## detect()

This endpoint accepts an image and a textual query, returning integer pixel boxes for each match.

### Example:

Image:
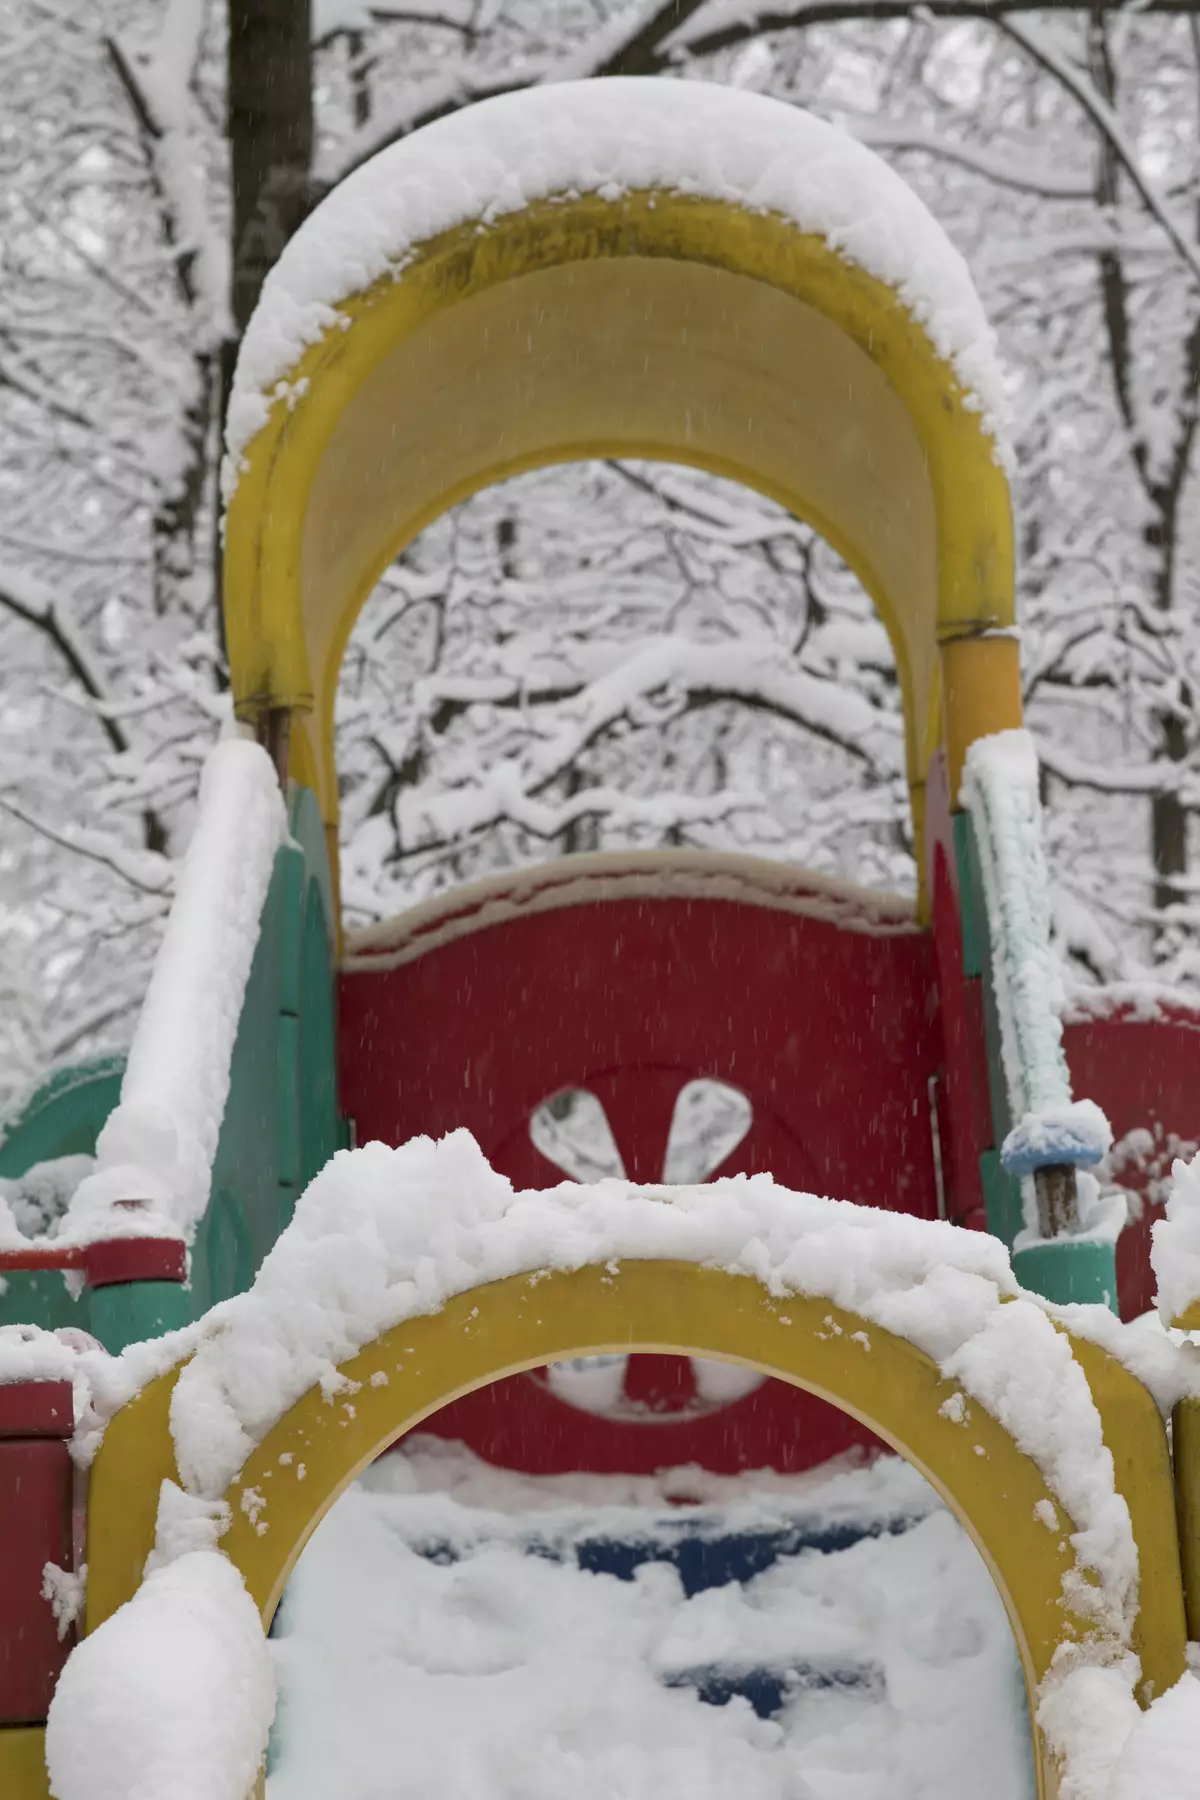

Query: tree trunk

[1153,714,1189,918]
[214,0,314,645]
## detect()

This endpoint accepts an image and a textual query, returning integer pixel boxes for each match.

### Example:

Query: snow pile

[45,1551,274,1800]
[1151,1150,1200,1325]
[0,1155,94,1245]
[225,78,1008,488]
[358,1431,938,1549]
[960,732,1111,1190]
[1105,1673,1200,1800]
[0,1322,86,1388]
[268,1445,1032,1800]
[1039,1664,1200,1800]
[60,741,286,1247]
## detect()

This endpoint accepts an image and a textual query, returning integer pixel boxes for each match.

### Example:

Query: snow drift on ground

[225,78,1009,486]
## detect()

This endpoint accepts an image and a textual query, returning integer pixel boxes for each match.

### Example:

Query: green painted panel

[278,841,306,1019]
[951,813,984,981]
[0,1269,85,1333]
[0,1055,125,1178]
[299,886,339,1190]
[1012,1238,1118,1312]
[2,784,342,1350]
[89,1280,191,1353]
[277,1181,299,1239]
[277,1014,301,1189]
[979,1150,1024,1248]
[189,847,292,1316]
[288,784,336,947]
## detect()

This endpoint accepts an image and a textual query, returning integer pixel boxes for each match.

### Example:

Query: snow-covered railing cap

[960,732,1112,1220]
[57,740,286,1249]
[221,78,1019,919]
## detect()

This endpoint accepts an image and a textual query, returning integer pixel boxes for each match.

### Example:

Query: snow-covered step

[268,1442,1035,1800]
[664,1658,884,1720]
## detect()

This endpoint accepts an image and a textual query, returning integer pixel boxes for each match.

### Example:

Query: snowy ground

[267,1439,1034,1800]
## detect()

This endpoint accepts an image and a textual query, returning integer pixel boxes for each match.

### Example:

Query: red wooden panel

[0,1439,72,1722]
[340,872,943,1474]
[1064,1006,1200,1319]
[340,890,942,1217]
[422,1368,876,1477]
[0,1383,72,1441]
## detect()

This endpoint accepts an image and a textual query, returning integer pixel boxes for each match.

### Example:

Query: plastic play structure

[3,78,1200,1800]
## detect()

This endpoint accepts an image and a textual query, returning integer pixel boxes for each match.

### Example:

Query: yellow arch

[223,191,1022,915]
[85,1261,1185,1800]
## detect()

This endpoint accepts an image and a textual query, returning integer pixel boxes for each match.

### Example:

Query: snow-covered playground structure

[4,77,1200,1800]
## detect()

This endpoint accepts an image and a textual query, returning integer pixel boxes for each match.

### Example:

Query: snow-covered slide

[267,1443,1032,1800]
[0,738,341,1351]
[28,1132,1200,1800]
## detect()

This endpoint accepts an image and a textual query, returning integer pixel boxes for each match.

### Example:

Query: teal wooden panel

[0,1270,84,1333]
[1,783,342,1348]
[277,1014,301,1189]
[89,1279,190,1353]
[0,1056,125,1178]
[189,846,292,1315]
[951,812,985,981]
[299,886,339,1190]
[979,1150,1024,1248]
[1012,1237,1118,1311]
[288,784,336,946]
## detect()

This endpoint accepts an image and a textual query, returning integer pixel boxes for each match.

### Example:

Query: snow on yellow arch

[221,80,1022,916]
[84,1261,1185,1800]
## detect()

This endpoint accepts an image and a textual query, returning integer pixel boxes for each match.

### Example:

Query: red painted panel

[423,1368,877,1477]
[1064,1006,1200,1319]
[340,892,942,1217]
[0,1383,73,1440]
[0,1439,72,1722]
[340,879,943,1474]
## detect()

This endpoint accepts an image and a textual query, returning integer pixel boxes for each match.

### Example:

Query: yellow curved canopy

[223,189,1021,910]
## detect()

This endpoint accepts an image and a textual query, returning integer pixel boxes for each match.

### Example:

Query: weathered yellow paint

[0,1726,51,1800]
[84,1363,182,1636]
[940,634,1024,799]
[1068,1335,1188,1705]
[1172,1395,1200,1640]
[223,191,1017,917]
[83,1260,1185,1800]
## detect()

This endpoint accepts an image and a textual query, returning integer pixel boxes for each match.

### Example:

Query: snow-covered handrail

[60,739,286,1247]
[960,731,1110,1230]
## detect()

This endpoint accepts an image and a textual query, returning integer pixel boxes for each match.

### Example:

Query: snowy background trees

[2,0,1199,1104]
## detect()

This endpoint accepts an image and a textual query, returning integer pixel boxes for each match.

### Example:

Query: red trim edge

[0,1239,186,1287]
[83,1238,187,1288]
